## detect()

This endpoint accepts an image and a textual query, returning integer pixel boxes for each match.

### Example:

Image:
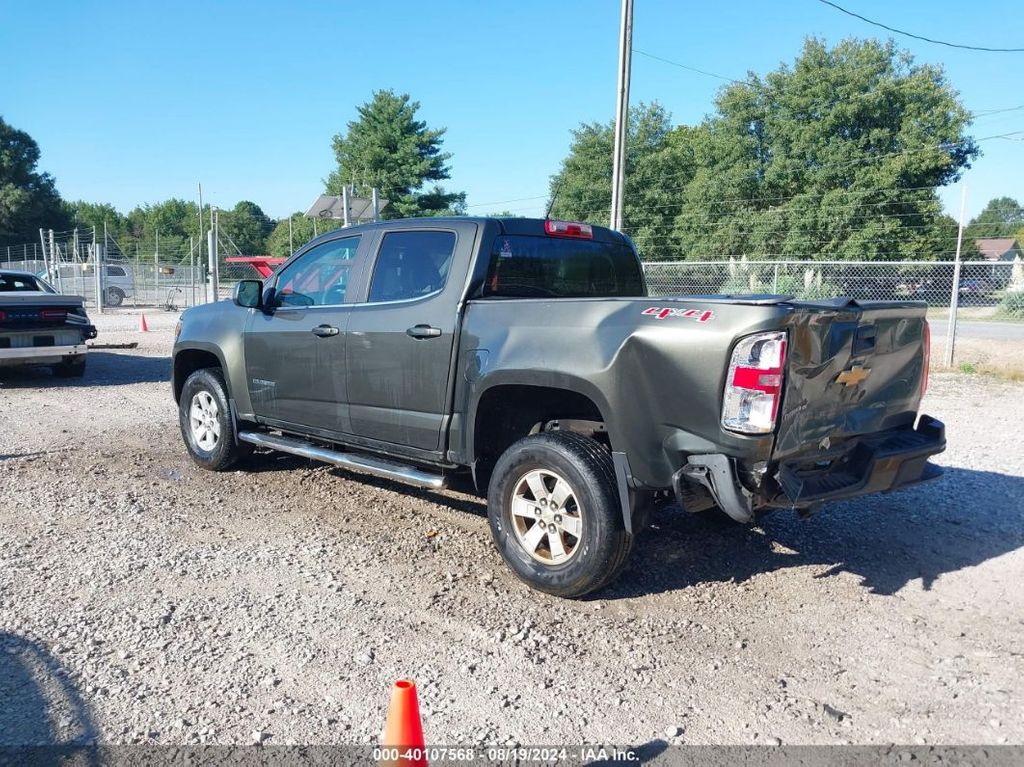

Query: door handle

[406,324,442,339]
[311,324,340,337]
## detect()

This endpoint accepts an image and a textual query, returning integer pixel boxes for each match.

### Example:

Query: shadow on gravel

[0,352,169,389]
[605,467,1024,599]
[244,451,489,516]
[0,632,97,747]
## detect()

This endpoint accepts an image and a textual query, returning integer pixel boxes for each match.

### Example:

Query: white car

[46,262,135,307]
[0,270,97,377]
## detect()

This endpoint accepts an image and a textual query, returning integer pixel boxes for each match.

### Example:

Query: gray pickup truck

[172,217,945,597]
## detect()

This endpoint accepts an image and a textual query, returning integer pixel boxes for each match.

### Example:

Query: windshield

[484,235,645,298]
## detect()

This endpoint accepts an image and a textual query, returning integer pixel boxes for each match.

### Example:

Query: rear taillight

[922,321,930,395]
[0,310,5,321]
[722,331,787,435]
[40,309,67,321]
[544,220,593,239]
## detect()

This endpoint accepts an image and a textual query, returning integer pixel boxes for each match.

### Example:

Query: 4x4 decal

[642,307,714,323]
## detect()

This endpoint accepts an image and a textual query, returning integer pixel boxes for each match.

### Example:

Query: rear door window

[367,230,457,303]
[484,235,644,298]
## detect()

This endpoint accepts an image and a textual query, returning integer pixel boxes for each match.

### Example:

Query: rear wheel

[487,431,634,598]
[52,357,86,378]
[178,367,251,471]
[104,286,124,307]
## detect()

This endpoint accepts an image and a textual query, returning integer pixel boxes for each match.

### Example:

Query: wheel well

[173,349,222,402]
[472,385,607,491]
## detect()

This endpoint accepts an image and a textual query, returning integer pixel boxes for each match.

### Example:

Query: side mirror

[233,280,263,309]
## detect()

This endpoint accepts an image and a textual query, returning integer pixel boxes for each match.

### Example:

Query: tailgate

[773,299,929,465]
[0,297,94,345]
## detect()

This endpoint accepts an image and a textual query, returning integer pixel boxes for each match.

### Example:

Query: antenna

[545,177,564,220]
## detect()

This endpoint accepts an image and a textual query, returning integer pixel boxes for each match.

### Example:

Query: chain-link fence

[0,229,266,311]
[5,230,1023,322]
[643,259,1024,319]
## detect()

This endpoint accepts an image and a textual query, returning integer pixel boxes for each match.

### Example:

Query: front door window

[275,236,361,307]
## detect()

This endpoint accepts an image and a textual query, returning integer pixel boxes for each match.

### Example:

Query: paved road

[929,319,1024,341]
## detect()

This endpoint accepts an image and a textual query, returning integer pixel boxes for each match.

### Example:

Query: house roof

[975,237,1020,261]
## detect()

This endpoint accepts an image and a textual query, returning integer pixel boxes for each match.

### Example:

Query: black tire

[487,431,634,598]
[178,367,251,471]
[52,357,86,378]
[104,287,124,307]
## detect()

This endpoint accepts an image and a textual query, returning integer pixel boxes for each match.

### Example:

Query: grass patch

[958,361,977,374]
[997,292,1024,319]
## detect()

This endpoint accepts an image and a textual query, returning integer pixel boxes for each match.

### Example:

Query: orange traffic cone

[380,679,426,766]
[138,314,149,332]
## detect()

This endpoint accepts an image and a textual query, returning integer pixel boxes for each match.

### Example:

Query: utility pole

[372,187,380,222]
[944,185,968,367]
[609,0,634,233]
[288,216,294,253]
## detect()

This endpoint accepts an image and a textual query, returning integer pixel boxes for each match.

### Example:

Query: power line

[972,104,1024,118]
[816,0,1024,53]
[631,48,741,83]
[464,194,548,210]
[635,46,1024,121]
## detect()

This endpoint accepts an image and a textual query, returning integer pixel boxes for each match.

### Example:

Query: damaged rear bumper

[675,415,946,523]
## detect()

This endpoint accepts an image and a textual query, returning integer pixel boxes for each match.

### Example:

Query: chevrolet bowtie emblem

[836,365,871,387]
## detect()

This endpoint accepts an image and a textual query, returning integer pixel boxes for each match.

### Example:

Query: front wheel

[178,367,251,471]
[487,431,634,598]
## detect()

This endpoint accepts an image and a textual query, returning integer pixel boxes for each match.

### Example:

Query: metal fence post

[207,225,217,302]
[155,230,160,302]
[212,208,220,300]
[94,233,103,314]
[944,186,967,367]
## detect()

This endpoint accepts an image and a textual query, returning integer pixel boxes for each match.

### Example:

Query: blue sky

[1,0,1021,223]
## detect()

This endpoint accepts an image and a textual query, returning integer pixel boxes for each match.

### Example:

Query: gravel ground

[1,309,1022,748]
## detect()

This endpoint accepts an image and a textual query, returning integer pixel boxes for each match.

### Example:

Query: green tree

[265,214,343,257]
[674,38,978,262]
[549,39,978,263]
[548,103,696,260]
[0,116,69,245]
[123,198,205,257]
[964,197,1024,243]
[63,201,126,239]
[221,200,273,255]
[327,90,465,218]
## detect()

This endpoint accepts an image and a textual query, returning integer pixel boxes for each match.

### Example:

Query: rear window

[0,274,45,292]
[484,235,644,298]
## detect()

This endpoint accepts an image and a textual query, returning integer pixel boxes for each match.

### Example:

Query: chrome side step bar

[237,431,447,491]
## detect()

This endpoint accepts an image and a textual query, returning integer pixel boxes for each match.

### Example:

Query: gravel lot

[1,309,1022,748]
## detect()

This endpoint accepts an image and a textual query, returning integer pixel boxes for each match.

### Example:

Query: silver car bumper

[0,343,88,367]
